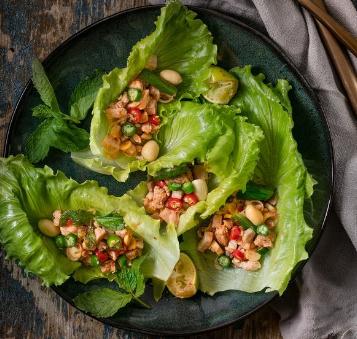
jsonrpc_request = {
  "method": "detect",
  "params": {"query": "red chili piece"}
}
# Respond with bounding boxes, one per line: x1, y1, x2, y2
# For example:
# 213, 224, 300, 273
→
149, 115, 160, 126
183, 193, 198, 206
166, 197, 183, 211
230, 226, 241, 241
128, 108, 143, 123
66, 218, 73, 227
95, 249, 109, 263
155, 180, 166, 188
232, 249, 245, 261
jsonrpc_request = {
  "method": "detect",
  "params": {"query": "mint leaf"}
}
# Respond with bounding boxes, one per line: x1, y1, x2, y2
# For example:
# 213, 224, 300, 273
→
25, 118, 89, 163
95, 213, 125, 231
24, 119, 56, 163
117, 267, 138, 293
59, 209, 94, 226
69, 69, 104, 121
74, 288, 132, 318
32, 59, 60, 112
51, 119, 89, 152
131, 256, 146, 297
74, 262, 149, 317
32, 104, 77, 123
116, 256, 146, 297
32, 104, 55, 119
134, 270, 145, 297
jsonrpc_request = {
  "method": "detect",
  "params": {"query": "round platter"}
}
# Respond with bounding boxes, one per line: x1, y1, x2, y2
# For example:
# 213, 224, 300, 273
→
4, 5, 333, 336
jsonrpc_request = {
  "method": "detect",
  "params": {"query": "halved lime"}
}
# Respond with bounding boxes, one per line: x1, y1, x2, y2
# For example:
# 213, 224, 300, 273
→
203, 66, 238, 104
167, 252, 198, 298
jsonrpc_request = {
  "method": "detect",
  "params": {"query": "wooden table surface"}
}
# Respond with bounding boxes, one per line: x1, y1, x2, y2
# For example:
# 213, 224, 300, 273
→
0, 1, 282, 338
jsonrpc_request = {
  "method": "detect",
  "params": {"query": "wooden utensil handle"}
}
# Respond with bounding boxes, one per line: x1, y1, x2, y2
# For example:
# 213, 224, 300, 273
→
298, 0, 357, 57
309, 0, 357, 115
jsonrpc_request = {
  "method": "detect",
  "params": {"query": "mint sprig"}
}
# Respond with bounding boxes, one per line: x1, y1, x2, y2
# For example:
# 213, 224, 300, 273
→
25, 58, 104, 163
73, 257, 149, 318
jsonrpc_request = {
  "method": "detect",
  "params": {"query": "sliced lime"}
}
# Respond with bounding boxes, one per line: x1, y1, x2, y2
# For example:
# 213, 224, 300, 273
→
203, 66, 238, 104
167, 253, 198, 298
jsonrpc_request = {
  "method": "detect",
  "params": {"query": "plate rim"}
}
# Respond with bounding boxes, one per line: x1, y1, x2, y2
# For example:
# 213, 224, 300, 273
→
3, 4, 335, 336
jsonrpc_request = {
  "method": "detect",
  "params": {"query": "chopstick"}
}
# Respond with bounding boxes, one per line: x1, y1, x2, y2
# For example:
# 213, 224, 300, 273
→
298, 0, 357, 57
302, 0, 357, 115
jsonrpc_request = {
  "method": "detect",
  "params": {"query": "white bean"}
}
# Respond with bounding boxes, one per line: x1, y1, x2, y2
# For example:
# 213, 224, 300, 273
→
141, 140, 160, 162
160, 69, 183, 85
245, 204, 264, 225
192, 179, 208, 201
38, 219, 60, 237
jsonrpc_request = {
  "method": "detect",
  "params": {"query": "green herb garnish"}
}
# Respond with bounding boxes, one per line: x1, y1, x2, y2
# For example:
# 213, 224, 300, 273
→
73, 257, 149, 317
95, 212, 125, 231
59, 209, 94, 226
25, 59, 104, 163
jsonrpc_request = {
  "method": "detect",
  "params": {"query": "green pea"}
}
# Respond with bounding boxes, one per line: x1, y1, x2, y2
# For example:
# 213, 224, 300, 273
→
122, 123, 137, 137
65, 233, 78, 247
182, 182, 194, 194
128, 88, 142, 102
55, 235, 66, 249
90, 255, 100, 267
256, 225, 269, 236
107, 234, 122, 249
217, 255, 231, 268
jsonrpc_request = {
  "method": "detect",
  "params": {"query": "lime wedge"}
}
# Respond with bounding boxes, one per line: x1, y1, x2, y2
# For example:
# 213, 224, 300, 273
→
203, 66, 238, 104
167, 252, 198, 298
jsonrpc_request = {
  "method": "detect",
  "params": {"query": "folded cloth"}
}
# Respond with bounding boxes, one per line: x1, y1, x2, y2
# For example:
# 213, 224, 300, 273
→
150, 1, 357, 337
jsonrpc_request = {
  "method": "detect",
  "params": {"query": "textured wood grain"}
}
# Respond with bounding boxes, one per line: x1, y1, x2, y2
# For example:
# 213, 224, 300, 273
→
0, 1, 282, 338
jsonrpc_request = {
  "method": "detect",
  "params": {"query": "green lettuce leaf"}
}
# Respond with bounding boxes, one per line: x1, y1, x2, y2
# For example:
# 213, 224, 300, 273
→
75, 1, 216, 180
147, 101, 237, 178
182, 66, 313, 295
71, 149, 146, 183
131, 101, 262, 236
0, 155, 179, 285
201, 116, 264, 219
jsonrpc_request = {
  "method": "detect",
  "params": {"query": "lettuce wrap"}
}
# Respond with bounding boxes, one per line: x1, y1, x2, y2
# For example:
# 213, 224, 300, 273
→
130, 100, 263, 236
181, 66, 313, 295
72, 1, 217, 181
0, 155, 179, 286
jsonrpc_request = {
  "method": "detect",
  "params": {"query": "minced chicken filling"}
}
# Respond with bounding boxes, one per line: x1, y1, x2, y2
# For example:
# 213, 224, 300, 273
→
197, 196, 278, 271
102, 79, 161, 160
50, 210, 143, 273
144, 165, 208, 226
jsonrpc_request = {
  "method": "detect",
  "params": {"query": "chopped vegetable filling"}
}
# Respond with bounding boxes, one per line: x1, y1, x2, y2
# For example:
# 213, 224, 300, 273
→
102, 66, 182, 160
39, 209, 144, 273
144, 164, 208, 226
197, 193, 278, 271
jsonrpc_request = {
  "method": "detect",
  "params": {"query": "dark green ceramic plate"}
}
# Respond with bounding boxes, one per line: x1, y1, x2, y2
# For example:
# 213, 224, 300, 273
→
5, 5, 333, 336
